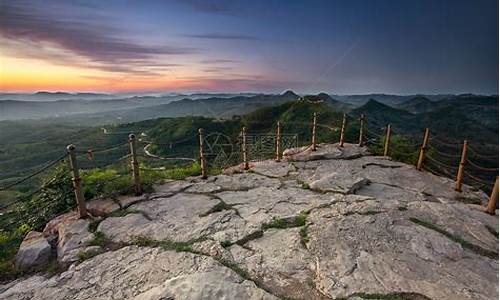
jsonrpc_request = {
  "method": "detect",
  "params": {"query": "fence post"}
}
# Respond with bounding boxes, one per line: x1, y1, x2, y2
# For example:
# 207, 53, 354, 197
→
486, 176, 499, 215
275, 121, 282, 162
339, 113, 346, 147
383, 124, 391, 157
66, 144, 87, 218
416, 128, 430, 171
311, 113, 317, 151
455, 140, 468, 192
358, 114, 365, 147
128, 134, 141, 195
198, 128, 208, 179
242, 127, 249, 170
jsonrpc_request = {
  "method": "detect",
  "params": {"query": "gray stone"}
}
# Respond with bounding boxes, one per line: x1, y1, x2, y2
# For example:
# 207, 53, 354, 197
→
1, 246, 276, 300
57, 219, 93, 265
15, 231, 51, 272
306, 199, 498, 300
4, 143, 498, 300
132, 269, 277, 300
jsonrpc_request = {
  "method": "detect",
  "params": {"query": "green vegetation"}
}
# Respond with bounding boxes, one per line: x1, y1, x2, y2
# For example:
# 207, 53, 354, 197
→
299, 225, 309, 247
199, 201, 234, 217
77, 249, 99, 263
0, 163, 76, 281
89, 232, 111, 247
368, 134, 419, 165
455, 196, 483, 205
410, 218, 498, 259
130, 236, 207, 253
262, 212, 308, 230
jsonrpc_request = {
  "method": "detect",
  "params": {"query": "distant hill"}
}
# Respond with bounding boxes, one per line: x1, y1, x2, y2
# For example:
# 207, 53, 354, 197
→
396, 96, 435, 113
301, 93, 352, 112
351, 96, 498, 143
352, 99, 416, 131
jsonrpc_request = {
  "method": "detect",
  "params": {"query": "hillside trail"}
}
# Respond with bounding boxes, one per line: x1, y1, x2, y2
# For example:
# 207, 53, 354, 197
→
1, 143, 498, 300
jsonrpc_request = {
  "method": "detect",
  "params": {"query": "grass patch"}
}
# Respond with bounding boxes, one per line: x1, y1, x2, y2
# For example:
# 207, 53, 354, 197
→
235, 230, 264, 246
455, 196, 483, 205
220, 240, 233, 248
262, 212, 309, 230
199, 201, 233, 217
301, 183, 310, 189
88, 218, 102, 233
351, 292, 431, 300
131, 236, 207, 253
77, 249, 99, 263
410, 218, 498, 259
485, 225, 499, 238
88, 232, 111, 247
299, 225, 309, 248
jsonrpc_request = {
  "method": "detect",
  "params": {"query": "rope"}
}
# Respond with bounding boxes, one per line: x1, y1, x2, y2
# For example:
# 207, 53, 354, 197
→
465, 158, 499, 172
0, 158, 68, 177
423, 163, 456, 179
142, 134, 197, 147
425, 155, 458, 171
463, 170, 496, 186
76, 143, 128, 154
467, 146, 499, 160
138, 154, 196, 162
0, 153, 67, 191
427, 146, 462, 159
429, 136, 463, 148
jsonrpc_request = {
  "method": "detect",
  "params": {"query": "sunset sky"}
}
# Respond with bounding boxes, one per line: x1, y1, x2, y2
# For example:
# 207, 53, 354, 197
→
0, 0, 498, 94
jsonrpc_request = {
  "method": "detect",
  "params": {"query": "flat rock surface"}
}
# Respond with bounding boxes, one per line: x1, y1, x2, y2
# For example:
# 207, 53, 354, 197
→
3, 144, 497, 300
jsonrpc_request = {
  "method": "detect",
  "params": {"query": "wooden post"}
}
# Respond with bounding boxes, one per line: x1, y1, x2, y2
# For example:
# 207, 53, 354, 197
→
129, 134, 141, 195
242, 127, 249, 170
416, 128, 430, 171
358, 114, 365, 147
66, 144, 87, 218
198, 128, 208, 179
311, 113, 317, 151
383, 124, 391, 157
486, 176, 499, 215
455, 140, 468, 192
275, 121, 282, 162
339, 113, 346, 147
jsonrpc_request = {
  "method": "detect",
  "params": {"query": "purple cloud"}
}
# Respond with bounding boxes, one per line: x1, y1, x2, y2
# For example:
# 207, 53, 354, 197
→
0, 2, 196, 75
183, 32, 259, 41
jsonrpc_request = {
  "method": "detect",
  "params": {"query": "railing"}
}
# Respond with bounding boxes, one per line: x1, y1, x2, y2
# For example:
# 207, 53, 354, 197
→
1, 112, 498, 228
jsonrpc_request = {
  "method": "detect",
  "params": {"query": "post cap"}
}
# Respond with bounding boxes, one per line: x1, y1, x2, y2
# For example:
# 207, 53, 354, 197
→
129, 133, 136, 140
198, 128, 203, 134
66, 144, 76, 151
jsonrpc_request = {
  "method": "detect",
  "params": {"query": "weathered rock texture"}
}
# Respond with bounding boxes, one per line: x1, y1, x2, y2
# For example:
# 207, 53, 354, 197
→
15, 231, 51, 272
2, 143, 497, 300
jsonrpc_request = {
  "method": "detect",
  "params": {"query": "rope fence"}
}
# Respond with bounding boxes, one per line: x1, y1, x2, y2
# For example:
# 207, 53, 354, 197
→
1, 112, 498, 224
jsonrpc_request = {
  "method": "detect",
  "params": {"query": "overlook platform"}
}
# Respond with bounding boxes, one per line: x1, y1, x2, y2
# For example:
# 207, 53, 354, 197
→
1, 143, 497, 300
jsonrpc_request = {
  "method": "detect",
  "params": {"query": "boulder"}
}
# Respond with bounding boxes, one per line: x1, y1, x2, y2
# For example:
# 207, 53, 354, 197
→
86, 198, 120, 217
57, 219, 94, 265
42, 211, 80, 237
15, 231, 51, 272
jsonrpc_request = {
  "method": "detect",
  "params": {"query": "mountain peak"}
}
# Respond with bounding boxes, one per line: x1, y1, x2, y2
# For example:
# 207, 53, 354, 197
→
281, 90, 298, 98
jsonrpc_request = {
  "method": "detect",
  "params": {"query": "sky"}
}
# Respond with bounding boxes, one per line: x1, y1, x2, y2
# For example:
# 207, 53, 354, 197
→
0, 0, 498, 94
